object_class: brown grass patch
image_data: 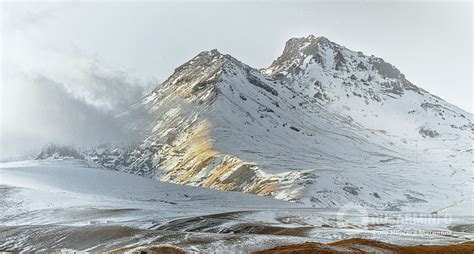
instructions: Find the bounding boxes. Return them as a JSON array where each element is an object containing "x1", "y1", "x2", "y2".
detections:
[
  {"x1": 109, "y1": 244, "x2": 187, "y2": 254},
  {"x1": 253, "y1": 238, "x2": 474, "y2": 254},
  {"x1": 220, "y1": 223, "x2": 313, "y2": 237}
]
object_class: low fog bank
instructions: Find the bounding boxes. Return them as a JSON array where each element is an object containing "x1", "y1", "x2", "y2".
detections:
[
  {"x1": 1, "y1": 4, "x2": 159, "y2": 162},
  {"x1": 0, "y1": 67, "x2": 154, "y2": 162}
]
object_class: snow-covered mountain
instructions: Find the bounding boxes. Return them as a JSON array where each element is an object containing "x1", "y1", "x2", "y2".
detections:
[
  {"x1": 264, "y1": 35, "x2": 472, "y2": 142},
  {"x1": 38, "y1": 36, "x2": 473, "y2": 213}
]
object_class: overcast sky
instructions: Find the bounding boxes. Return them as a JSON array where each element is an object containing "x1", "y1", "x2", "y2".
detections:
[{"x1": 0, "y1": 1, "x2": 472, "y2": 159}]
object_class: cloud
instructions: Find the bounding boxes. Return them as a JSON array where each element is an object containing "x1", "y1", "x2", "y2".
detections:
[
  {"x1": 0, "y1": 71, "x2": 148, "y2": 161},
  {"x1": 0, "y1": 6, "x2": 156, "y2": 161},
  {"x1": 79, "y1": 64, "x2": 149, "y2": 113},
  {"x1": 0, "y1": 44, "x2": 154, "y2": 161}
]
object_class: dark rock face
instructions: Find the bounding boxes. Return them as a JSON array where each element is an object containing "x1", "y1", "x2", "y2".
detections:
[
  {"x1": 382, "y1": 81, "x2": 404, "y2": 95},
  {"x1": 418, "y1": 127, "x2": 440, "y2": 138},
  {"x1": 334, "y1": 51, "x2": 347, "y2": 71},
  {"x1": 357, "y1": 61, "x2": 367, "y2": 70},
  {"x1": 36, "y1": 143, "x2": 157, "y2": 177},
  {"x1": 371, "y1": 58, "x2": 402, "y2": 79},
  {"x1": 219, "y1": 165, "x2": 257, "y2": 191},
  {"x1": 404, "y1": 193, "x2": 427, "y2": 203},
  {"x1": 267, "y1": 35, "x2": 329, "y2": 74},
  {"x1": 343, "y1": 186, "x2": 359, "y2": 195},
  {"x1": 246, "y1": 70, "x2": 278, "y2": 96},
  {"x1": 277, "y1": 36, "x2": 319, "y2": 64},
  {"x1": 401, "y1": 75, "x2": 422, "y2": 94},
  {"x1": 289, "y1": 126, "x2": 300, "y2": 132},
  {"x1": 37, "y1": 144, "x2": 84, "y2": 160},
  {"x1": 86, "y1": 145, "x2": 156, "y2": 177}
]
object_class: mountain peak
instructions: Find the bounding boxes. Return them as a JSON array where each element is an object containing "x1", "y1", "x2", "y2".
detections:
[
  {"x1": 196, "y1": 48, "x2": 225, "y2": 58},
  {"x1": 283, "y1": 35, "x2": 333, "y2": 55},
  {"x1": 286, "y1": 35, "x2": 331, "y2": 47},
  {"x1": 158, "y1": 49, "x2": 248, "y2": 104},
  {"x1": 164, "y1": 49, "x2": 229, "y2": 87},
  {"x1": 264, "y1": 35, "x2": 337, "y2": 76}
]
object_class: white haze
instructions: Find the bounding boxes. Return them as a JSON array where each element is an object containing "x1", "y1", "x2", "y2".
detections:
[{"x1": 1, "y1": 3, "x2": 154, "y2": 160}]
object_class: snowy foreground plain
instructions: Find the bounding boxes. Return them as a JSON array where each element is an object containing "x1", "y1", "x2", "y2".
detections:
[{"x1": 0, "y1": 160, "x2": 473, "y2": 252}]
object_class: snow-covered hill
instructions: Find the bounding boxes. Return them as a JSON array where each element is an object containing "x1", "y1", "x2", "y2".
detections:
[
  {"x1": 37, "y1": 36, "x2": 473, "y2": 214},
  {"x1": 1, "y1": 160, "x2": 472, "y2": 252},
  {"x1": 0, "y1": 159, "x2": 295, "y2": 228}
]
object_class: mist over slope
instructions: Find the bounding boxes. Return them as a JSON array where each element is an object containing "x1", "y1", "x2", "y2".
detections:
[{"x1": 0, "y1": 61, "x2": 152, "y2": 162}]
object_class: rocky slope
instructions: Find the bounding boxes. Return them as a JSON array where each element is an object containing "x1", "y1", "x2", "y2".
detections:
[{"x1": 38, "y1": 36, "x2": 473, "y2": 213}]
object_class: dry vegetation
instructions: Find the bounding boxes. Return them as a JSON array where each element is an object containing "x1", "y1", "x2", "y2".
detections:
[
  {"x1": 110, "y1": 244, "x2": 187, "y2": 254},
  {"x1": 253, "y1": 238, "x2": 474, "y2": 254}
]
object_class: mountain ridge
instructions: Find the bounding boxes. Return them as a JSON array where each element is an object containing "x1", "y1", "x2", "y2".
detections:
[{"x1": 37, "y1": 35, "x2": 473, "y2": 213}]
